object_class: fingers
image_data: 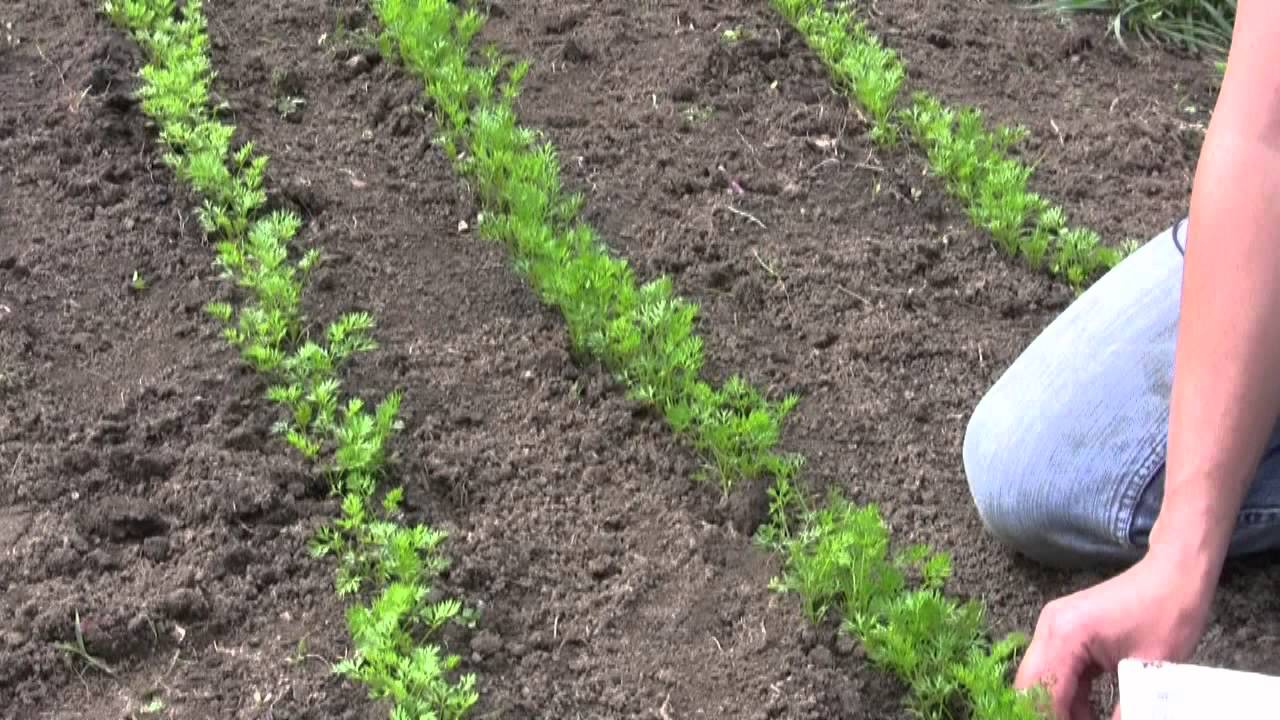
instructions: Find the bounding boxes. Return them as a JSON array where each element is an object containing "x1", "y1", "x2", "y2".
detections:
[
  {"x1": 1016, "y1": 633, "x2": 1080, "y2": 719},
  {"x1": 1017, "y1": 600, "x2": 1106, "y2": 720}
]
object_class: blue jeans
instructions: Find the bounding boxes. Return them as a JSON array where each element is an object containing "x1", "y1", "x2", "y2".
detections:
[{"x1": 963, "y1": 219, "x2": 1280, "y2": 569}]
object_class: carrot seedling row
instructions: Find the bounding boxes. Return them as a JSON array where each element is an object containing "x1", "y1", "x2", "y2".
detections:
[
  {"x1": 771, "y1": 0, "x2": 1130, "y2": 290},
  {"x1": 369, "y1": 0, "x2": 1055, "y2": 716},
  {"x1": 103, "y1": 1, "x2": 477, "y2": 717},
  {"x1": 369, "y1": 0, "x2": 802, "y2": 496}
]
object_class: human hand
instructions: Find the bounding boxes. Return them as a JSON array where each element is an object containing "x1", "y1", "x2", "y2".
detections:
[{"x1": 1013, "y1": 551, "x2": 1216, "y2": 719}]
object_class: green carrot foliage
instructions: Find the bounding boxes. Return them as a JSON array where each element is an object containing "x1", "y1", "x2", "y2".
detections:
[
  {"x1": 373, "y1": 0, "x2": 801, "y2": 494},
  {"x1": 765, "y1": 493, "x2": 1049, "y2": 719},
  {"x1": 771, "y1": 0, "x2": 1127, "y2": 290},
  {"x1": 105, "y1": 1, "x2": 476, "y2": 716}
]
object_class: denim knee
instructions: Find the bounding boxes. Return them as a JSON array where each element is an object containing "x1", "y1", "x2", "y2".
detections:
[
  {"x1": 962, "y1": 222, "x2": 1190, "y2": 570},
  {"x1": 962, "y1": 386, "x2": 1053, "y2": 561},
  {"x1": 962, "y1": 380, "x2": 1133, "y2": 569}
]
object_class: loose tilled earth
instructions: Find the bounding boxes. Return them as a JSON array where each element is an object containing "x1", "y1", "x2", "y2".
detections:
[{"x1": 3, "y1": 0, "x2": 1279, "y2": 718}]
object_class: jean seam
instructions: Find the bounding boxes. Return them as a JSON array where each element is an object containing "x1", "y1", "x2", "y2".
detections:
[
  {"x1": 1171, "y1": 217, "x2": 1187, "y2": 256},
  {"x1": 1111, "y1": 420, "x2": 1169, "y2": 545},
  {"x1": 1239, "y1": 508, "x2": 1280, "y2": 527}
]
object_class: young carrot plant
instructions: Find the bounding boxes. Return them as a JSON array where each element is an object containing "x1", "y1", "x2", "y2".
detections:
[
  {"x1": 765, "y1": 491, "x2": 1050, "y2": 719},
  {"x1": 105, "y1": 1, "x2": 477, "y2": 716},
  {"x1": 771, "y1": 0, "x2": 904, "y2": 145},
  {"x1": 770, "y1": 0, "x2": 1127, "y2": 290},
  {"x1": 901, "y1": 93, "x2": 1124, "y2": 289},
  {"x1": 373, "y1": 0, "x2": 802, "y2": 495}
]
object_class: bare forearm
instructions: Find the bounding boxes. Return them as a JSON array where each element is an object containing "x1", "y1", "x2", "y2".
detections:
[{"x1": 1153, "y1": 76, "x2": 1280, "y2": 590}]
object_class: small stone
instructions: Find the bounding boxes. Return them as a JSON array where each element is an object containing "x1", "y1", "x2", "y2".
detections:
[
  {"x1": 835, "y1": 634, "x2": 857, "y2": 656},
  {"x1": 587, "y1": 555, "x2": 617, "y2": 580},
  {"x1": 158, "y1": 588, "x2": 209, "y2": 622},
  {"x1": 345, "y1": 53, "x2": 373, "y2": 76},
  {"x1": 270, "y1": 66, "x2": 306, "y2": 99},
  {"x1": 470, "y1": 630, "x2": 502, "y2": 658},
  {"x1": 88, "y1": 549, "x2": 121, "y2": 571},
  {"x1": 799, "y1": 624, "x2": 817, "y2": 648},
  {"x1": 103, "y1": 91, "x2": 137, "y2": 113},
  {"x1": 808, "y1": 645, "x2": 833, "y2": 667},
  {"x1": 126, "y1": 614, "x2": 152, "y2": 641},
  {"x1": 60, "y1": 448, "x2": 98, "y2": 474},
  {"x1": 810, "y1": 329, "x2": 838, "y2": 350},
  {"x1": 141, "y1": 532, "x2": 168, "y2": 561},
  {"x1": 561, "y1": 37, "x2": 591, "y2": 63},
  {"x1": 925, "y1": 30, "x2": 953, "y2": 50},
  {"x1": 255, "y1": 566, "x2": 280, "y2": 588},
  {"x1": 671, "y1": 84, "x2": 697, "y2": 103},
  {"x1": 221, "y1": 546, "x2": 255, "y2": 576},
  {"x1": 2, "y1": 630, "x2": 24, "y2": 649},
  {"x1": 83, "y1": 497, "x2": 167, "y2": 540},
  {"x1": 87, "y1": 65, "x2": 113, "y2": 95}
]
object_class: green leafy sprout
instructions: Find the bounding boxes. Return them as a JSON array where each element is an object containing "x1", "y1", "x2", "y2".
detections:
[
  {"x1": 105, "y1": 1, "x2": 477, "y2": 717},
  {"x1": 53, "y1": 609, "x2": 118, "y2": 678},
  {"x1": 771, "y1": 0, "x2": 1128, "y2": 290},
  {"x1": 761, "y1": 492, "x2": 1051, "y2": 719}
]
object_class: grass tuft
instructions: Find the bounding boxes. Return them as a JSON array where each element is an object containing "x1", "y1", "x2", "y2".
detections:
[
  {"x1": 105, "y1": 1, "x2": 477, "y2": 716},
  {"x1": 1027, "y1": 0, "x2": 1235, "y2": 59}
]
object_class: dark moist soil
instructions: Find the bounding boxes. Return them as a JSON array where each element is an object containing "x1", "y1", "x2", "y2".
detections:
[{"x1": 1, "y1": 1, "x2": 1276, "y2": 720}]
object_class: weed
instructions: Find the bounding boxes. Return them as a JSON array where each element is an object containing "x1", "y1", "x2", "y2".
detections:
[
  {"x1": 681, "y1": 104, "x2": 714, "y2": 123},
  {"x1": 374, "y1": 0, "x2": 801, "y2": 495},
  {"x1": 327, "y1": 12, "x2": 380, "y2": 52},
  {"x1": 130, "y1": 269, "x2": 148, "y2": 291},
  {"x1": 137, "y1": 693, "x2": 166, "y2": 716},
  {"x1": 270, "y1": 67, "x2": 306, "y2": 121},
  {"x1": 53, "y1": 610, "x2": 117, "y2": 678},
  {"x1": 106, "y1": 0, "x2": 476, "y2": 716},
  {"x1": 1028, "y1": 0, "x2": 1235, "y2": 59}
]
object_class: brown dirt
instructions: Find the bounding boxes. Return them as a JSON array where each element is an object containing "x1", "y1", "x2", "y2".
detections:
[{"x1": 2, "y1": 1, "x2": 1275, "y2": 719}]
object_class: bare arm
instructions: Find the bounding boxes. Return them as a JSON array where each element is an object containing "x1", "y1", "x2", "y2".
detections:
[
  {"x1": 1156, "y1": 0, "x2": 1280, "y2": 600},
  {"x1": 1014, "y1": 7, "x2": 1280, "y2": 717}
]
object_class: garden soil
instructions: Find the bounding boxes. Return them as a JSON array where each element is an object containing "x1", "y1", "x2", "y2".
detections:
[{"x1": 2, "y1": 0, "x2": 1277, "y2": 719}]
